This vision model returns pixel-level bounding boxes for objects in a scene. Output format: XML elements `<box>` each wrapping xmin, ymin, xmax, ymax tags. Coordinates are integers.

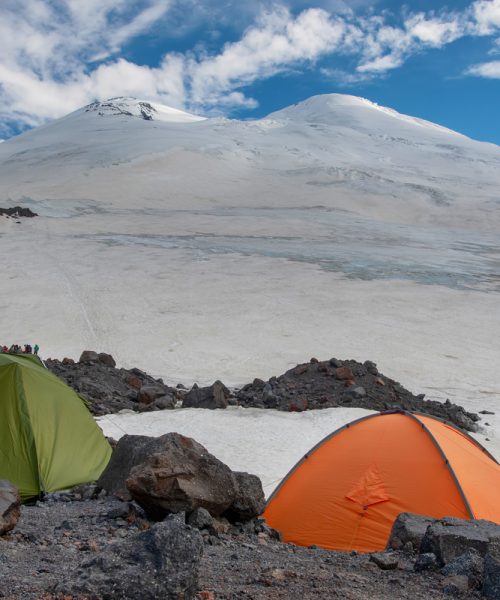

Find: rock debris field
<box><xmin>46</xmin><ymin>351</ymin><xmax>480</xmax><ymax>432</ymax></box>
<box><xmin>0</xmin><ymin>351</ymin><xmax>498</xmax><ymax>599</ymax></box>
<box><xmin>4</xmin><ymin>493</ymin><xmax>496</xmax><ymax>600</ymax></box>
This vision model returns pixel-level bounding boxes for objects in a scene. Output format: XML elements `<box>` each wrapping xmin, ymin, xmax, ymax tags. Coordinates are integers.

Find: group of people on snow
<box><xmin>1</xmin><ymin>343</ymin><xmax>39</xmax><ymax>355</ymax></box>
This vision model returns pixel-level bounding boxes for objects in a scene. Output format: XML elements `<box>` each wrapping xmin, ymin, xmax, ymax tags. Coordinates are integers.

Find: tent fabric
<box><xmin>263</xmin><ymin>411</ymin><xmax>500</xmax><ymax>553</ymax></box>
<box><xmin>0</xmin><ymin>353</ymin><xmax>112</xmax><ymax>501</ymax></box>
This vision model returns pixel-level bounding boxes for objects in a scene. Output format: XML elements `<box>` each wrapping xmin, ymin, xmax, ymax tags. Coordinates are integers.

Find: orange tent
<box><xmin>264</xmin><ymin>410</ymin><xmax>500</xmax><ymax>553</ymax></box>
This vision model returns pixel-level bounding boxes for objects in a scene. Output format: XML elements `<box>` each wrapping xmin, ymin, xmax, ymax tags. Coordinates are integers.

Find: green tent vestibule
<box><xmin>0</xmin><ymin>353</ymin><xmax>112</xmax><ymax>502</ymax></box>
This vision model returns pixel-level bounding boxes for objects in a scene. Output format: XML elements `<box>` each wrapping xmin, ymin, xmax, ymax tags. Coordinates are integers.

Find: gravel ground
<box><xmin>0</xmin><ymin>495</ymin><xmax>477</xmax><ymax>600</ymax></box>
<box><xmin>198</xmin><ymin>533</ymin><xmax>466</xmax><ymax>599</ymax></box>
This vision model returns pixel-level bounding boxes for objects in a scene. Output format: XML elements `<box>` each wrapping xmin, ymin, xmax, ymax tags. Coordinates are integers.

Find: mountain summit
<box><xmin>0</xmin><ymin>93</ymin><xmax>498</xmax><ymax>230</ymax></box>
<box><xmin>80</xmin><ymin>97</ymin><xmax>205</xmax><ymax>123</ymax></box>
<box><xmin>267</xmin><ymin>94</ymin><xmax>461</xmax><ymax>137</ymax></box>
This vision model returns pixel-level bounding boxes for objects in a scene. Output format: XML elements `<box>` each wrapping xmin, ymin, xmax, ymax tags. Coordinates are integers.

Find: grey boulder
<box><xmin>99</xmin><ymin>433</ymin><xmax>265</xmax><ymax>523</ymax></box>
<box><xmin>420</xmin><ymin>517</ymin><xmax>500</xmax><ymax>566</ymax></box>
<box><xmin>225</xmin><ymin>471</ymin><xmax>266</xmax><ymax>523</ymax></box>
<box><xmin>182</xmin><ymin>380</ymin><xmax>231</xmax><ymax>409</ymax></box>
<box><xmin>79</xmin><ymin>350</ymin><xmax>100</xmax><ymax>364</ymax></box>
<box><xmin>58</xmin><ymin>517</ymin><xmax>203</xmax><ymax>600</ymax></box>
<box><xmin>97</xmin><ymin>434</ymin><xmax>161</xmax><ymax>500</ymax></box>
<box><xmin>387</xmin><ymin>512</ymin><xmax>437</xmax><ymax>552</ymax></box>
<box><xmin>126</xmin><ymin>433</ymin><xmax>237</xmax><ymax>520</ymax></box>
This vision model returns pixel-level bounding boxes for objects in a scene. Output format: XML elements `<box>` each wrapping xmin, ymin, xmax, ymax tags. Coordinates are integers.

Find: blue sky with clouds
<box><xmin>1</xmin><ymin>0</ymin><xmax>499</xmax><ymax>143</ymax></box>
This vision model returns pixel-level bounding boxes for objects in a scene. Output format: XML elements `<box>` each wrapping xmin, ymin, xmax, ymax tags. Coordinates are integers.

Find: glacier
<box><xmin>0</xmin><ymin>94</ymin><xmax>499</xmax><ymax>462</ymax></box>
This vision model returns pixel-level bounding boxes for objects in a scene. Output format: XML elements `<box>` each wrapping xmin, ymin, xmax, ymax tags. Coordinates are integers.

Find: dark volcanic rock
<box><xmin>369</xmin><ymin>552</ymin><xmax>399</xmax><ymax>570</ymax></box>
<box><xmin>79</xmin><ymin>350</ymin><xmax>100</xmax><ymax>364</ymax></box>
<box><xmin>387</xmin><ymin>513</ymin><xmax>437</xmax><ymax>551</ymax></box>
<box><xmin>484</xmin><ymin>541</ymin><xmax>500</xmax><ymax>600</ymax></box>
<box><xmin>414</xmin><ymin>552</ymin><xmax>438</xmax><ymax>572</ymax></box>
<box><xmin>236</xmin><ymin>357</ymin><xmax>479</xmax><ymax>431</ymax></box>
<box><xmin>182</xmin><ymin>380</ymin><xmax>231</xmax><ymax>409</ymax></box>
<box><xmin>441</xmin><ymin>548</ymin><xmax>484</xmax><ymax>590</ymax></box>
<box><xmin>58</xmin><ymin>517</ymin><xmax>203</xmax><ymax>600</ymax></box>
<box><xmin>45</xmin><ymin>352</ymin><xmax>177</xmax><ymax>416</ymax></box>
<box><xmin>138</xmin><ymin>384</ymin><xmax>170</xmax><ymax>405</ymax></box>
<box><xmin>152</xmin><ymin>395</ymin><xmax>176</xmax><ymax>409</ymax></box>
<box><xmin>125</xmin><ymin>433</ymin><xmax>238</xmax><ymax>520</ymax></box>
<box><xmin>224</xmin><ymin>472</ymin><xmax>266</xmax><ymax>523</ymax></box>
<box><xmin>420</xmin><ymin>517</ymin><xmax>500</xmax><ymax>566</ymax></box>
<box><xmin>98</xmin><ymin>352</ymin><xmax>116</xmax><ymax>367</ymax></box>
<box><xmin>97</xmin><ymin>434</ymin><xmax>165</xmax><ymax>500</ymax></box>
<box><xmin>0</xmin><ymin>496</ymin><xmax>467</xmax><ymax>600</ymax></box>
<box><xmin>46</xmin><ymin>352</ymin><xmax>479</xmax><ymax>434</ymax></box>
<box><xmin>0</xmin><ymin>480</ymin><xmax>21</xmax><ymax>535</ymax></box>
<box><xmin>187</xmin><ymin>507</ymin><xmax>214</xmax><ymax>531</ymax></box>
<box><xmin>0</xmin><ymin>206</ymin><xmax>37</xmax><ymax>218</ymax></box>
<box><xmin>100</xmin><ymin>432</ymin><xmax>265</xmax><ymax>523</ymax></box>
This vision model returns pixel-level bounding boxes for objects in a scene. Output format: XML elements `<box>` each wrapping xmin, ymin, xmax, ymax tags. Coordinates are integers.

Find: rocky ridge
<box><xmin>0</xmin><ymin>206</ymin><xmax>37</xmax><ymax>218</ymax></box>
<box><xmin>45</xmin><ymin>351</ymin><xmax>179</xmax><ymax>415</ymax></box>
<box><xmin>46</xmin><ymin>351</ymin><xmax>480</xmax><ymax>432</ymax></box>
<box><xmin>236</xmin><ymin>357</ymin><xmax>480</xmax><ymax>432</ymax></box>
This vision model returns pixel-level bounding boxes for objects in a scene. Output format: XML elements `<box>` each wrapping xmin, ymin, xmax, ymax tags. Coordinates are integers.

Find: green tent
<box><xmin>0</xmin><ymin>353</ymin><xmax>112</xmax><ymax>501</ymax></box>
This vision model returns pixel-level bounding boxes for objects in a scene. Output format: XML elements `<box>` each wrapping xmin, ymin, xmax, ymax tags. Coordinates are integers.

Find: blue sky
<box><xmin>1</xmin><ymin>0</ymin><xmax>499</xmax><ymax>143</ymax></box>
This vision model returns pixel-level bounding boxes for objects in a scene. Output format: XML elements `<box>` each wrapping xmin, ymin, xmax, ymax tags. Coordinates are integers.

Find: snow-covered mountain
<box><xmin>0</xmin><ymin>94</ymin><xmax>499</xmax><ymax>229</ymax></box>
<box><xmin>82</xmin><ymin>97</ymin><xmax>206</xmax><ymax>123</ymax></box>
<box><xmin>1</xmin><ymin>95</ymin><xmax>499</xmax><ymax>442</ymax></box>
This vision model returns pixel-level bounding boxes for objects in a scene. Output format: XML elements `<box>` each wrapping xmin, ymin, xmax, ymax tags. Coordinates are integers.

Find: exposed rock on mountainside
<box><xmin>83</xmin><ymin>96</ymin><xmax>206</xmax><ymax>123</ymax></box>
<box><xmin>236</xmin><ymin>357</ymin><xmax>480</xmax><ymax>432</ymax></box>
<box><xmin>127</xmin><ymin>452</ymin><xmax>264</xmax><ymax>524</ymax></box>
<box><xmin>0</xmin><ymin>206</ymin><xmax>37</xmax><ymax>218</ymax></box>
<box><xmin>45</xmin><ymin>351</ymin><xmax>179</xmax><ymax>415</ymax></box>
<box><xmin>182</xmin><ymin>380</ymin><xmax>232</xmax><ymax>409</ymax></box>
<box><xmin>45</xmin><ymin>351</ymin><xmax>480</xmax><ymax>431</ymax></box>
<box><xmin>85</xmin><ymin>98</ymin><xmax>158</xmax><ymax>120</ymax></box>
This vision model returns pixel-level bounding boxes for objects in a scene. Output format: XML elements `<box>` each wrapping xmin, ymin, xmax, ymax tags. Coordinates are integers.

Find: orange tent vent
<box><xmin>264</xmin><ymin>410</ymin><xmax>500</xmax><ymax>553</ymax></box>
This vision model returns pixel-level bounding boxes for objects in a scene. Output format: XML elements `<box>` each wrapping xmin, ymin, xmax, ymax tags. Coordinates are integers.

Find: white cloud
<box><xmin>319</xmin><ymin>67</ymin><xmax>373</xmax><ymax>85</ymax></box>
<box><xmin>186</xmin><ymin>7</ymin><xmax>346</xmax><ymax>108</ymax></box>
<box><xmin>467</xmin><ymin>59</ymin><xmax>500</xmax><ymax>76</ymax></box>
<box><xmin>472</xmin><ymin>0</ymin><xmax>500</xmax><ymax>34</ymax></box>
<box><xmin>0</xmin><ymin>0</ymin><xmax>180</xmax><ymax>133</ymax></box>
<box><xmin>109</xmin><ymin>2</ymin><xmax>173</xmax><ymax>51</ymax></box>
<box><xmin>1</xmin><ymin>0</ymin><xmax>500</xmax><ymax>136</ymax></box>
<box><xmin>215</xmin><ymin>92</ymin><xmax>259</xmax><ymax>110</ymax></box>
<box><xmin>357</xmin><ymin>53</ymin><xmax>404</xmax><ymax>73</ymax></box>
<box><xmin>487</xmin><ymin>36</ymin><xmax>500</xmax><ymax>53</ymax></box>
<box><xmin>405</xmin><ymin>13</ymin><xmax>465</xmax><ymax>46</ymax></box>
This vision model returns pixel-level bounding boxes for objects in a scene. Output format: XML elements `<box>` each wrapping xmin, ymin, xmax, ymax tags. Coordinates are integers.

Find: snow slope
<box><xmin>0</xmin><ymin>94</ymin><xmax>499</xmax><ymax>228</ymax></box>
<box><xmin>97</xmin><ymin>407</ymin><xmax>377</xmax><ymax>496</ymax></box>
<box><xmin>0</xmin><ymin>95</ymin><xmax>499</xmax><ymax>452</ymax></box>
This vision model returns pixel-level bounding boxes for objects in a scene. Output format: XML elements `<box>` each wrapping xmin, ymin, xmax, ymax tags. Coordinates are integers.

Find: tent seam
<box><xmin>407</xmin><ymin>413</ymin><xmax>475</xmax><ymax>519</ymax></box>
<box><xmin>265</xmin><ymin>412</ymin><xmax>382</xmax><ymax>505</ymax></box>
<box><xmin>409</xmin><ymin>410</ymin><xmax>498</xmax><ymax>464</ymax></box>
<box><xmin>15</xmin><ymin>364</ymin><xmax>45</xmax><ymax>496</ymax></box>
